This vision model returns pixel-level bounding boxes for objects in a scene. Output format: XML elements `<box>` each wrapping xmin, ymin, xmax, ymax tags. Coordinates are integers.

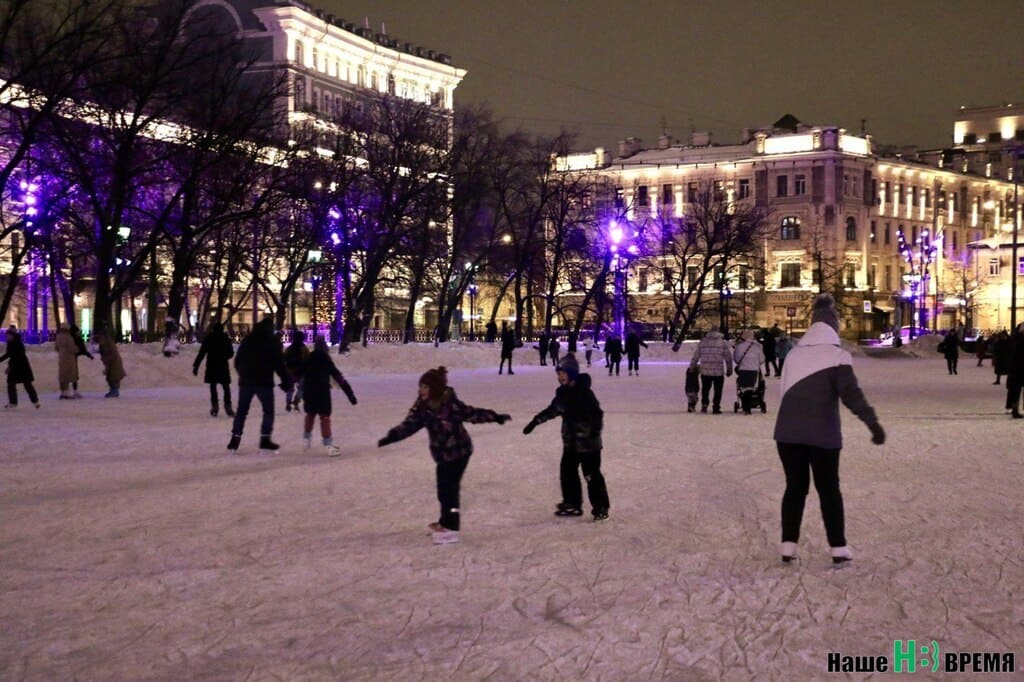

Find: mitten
<box><xmin>495</xmin><ymin>413</ymin><xmax>511</xmax><ymax>425</ymax></box>
<box><xmin>726</xmin><ymin>369</ymin><xmax>733</xmax><ymax>377</ymax></box>
<box><xmin>377</xmin><ymin>434</ymin><xmax>396</xmax><ymax>448</ymax></box>
<box><xmin>522</xmin><ymin>420</ymin><xmax>537</xmax><ymax>435</ymax></box>
<box><xmin>341</xmin><ymin>382</ymin><xmax>358</xmax><ymax>405</ymax></box>
<box><xmin>869</xmin><ymin>423</ymin><xmax>886</xmax><ymax>445</ymax></box>
<box><xmin>192</xmin><ymin>366</ymin><xmax>199</xmax><ymax>377</ymax></box>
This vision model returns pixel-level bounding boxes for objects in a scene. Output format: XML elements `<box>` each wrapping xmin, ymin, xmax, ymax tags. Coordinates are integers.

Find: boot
<box><xmin>258</xmin><ymin>435</ymin><xmax>280</xmax><ymax>451</ymax></box>
<box><xmin>210</xmin><ymin>407</ymin><xmax>218</xmax><ymax>417</ymax></box>
<box><xmin>227</xmin><ymin>434</ymin><xmax>241</xmax><ymax>451</ymax></box>
<box><xmin>224</xmin><ymin>398</ymin><xmax>234</xmax><ymax>417</ymax></box>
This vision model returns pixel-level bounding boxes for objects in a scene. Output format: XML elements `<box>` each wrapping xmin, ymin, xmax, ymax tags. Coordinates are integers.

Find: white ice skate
<box><xmin>432</xmin><ymin>529</ymin><xmax>460</xmax><ymax>545</ymax></box>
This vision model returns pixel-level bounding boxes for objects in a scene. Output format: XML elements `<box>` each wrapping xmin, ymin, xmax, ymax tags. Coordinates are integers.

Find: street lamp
<box><xmin>308</xmin><ymin>248</ymin><xmax>322</xmax><ymax>333</ymax></box>
<box><xmin>897</xmin><ymin>227</ymin><xmax>937</xmax><ymax>338</ymax></box>
<box><xmin>607</xmin><ymin>219</ymin><xmax>639</xmax><ymax>340</ymax></box>
<box><xmin>720</xmin><ymin>285</ymin><xmax>733</xmax><ymax>337</ymax></box>
<box><xmin>467</xmin><ymin>283</ymin><xmax>478</xmax><ymax>341</ymax></box>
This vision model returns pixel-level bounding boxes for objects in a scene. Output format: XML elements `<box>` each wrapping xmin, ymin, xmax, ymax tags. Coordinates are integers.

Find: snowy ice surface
<box><xmin>1</xmin><ymin>340</ymin><xmax>1021</xmax><ymax>680</ymax></box>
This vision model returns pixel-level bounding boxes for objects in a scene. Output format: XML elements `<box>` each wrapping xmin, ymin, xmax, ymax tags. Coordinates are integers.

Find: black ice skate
<box><xmin>227</xmin><ymin>434</ymin><xmax>241</xmax><ymax>451</ymax></box>
<box><xmin>258</xmin><ymin>435</ymin><xmax>280</xmax><ymax>452</ymax></box>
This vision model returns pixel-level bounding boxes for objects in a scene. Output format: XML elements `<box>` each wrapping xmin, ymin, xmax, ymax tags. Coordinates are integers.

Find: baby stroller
<box><xmin>733</xmin><ymin>370</ymin><xmax>767</xmax><ymax>414</ymax></box>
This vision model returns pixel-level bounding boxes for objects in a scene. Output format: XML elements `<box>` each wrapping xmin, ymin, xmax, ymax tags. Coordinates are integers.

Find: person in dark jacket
<box><xmin>69</xmin><ymin>324</ymin><xmax>93</xmax><ymax>398</ymax></box>
<box><xmin>283</xmin><ymin>330</ymin><xmax>310</xmax><ymax>411</ymax></box>
<box><xmin>484</xmin><ymin>320</ymin><xmax>498</xmax><ymax>343</ymax></box>
<box><xmin>1005</xmin><ymin>324</ymin><xmax>1024</xmax><ymax>419</ymax></box>
<box><xmin>604</xmin><ymin>334</ymin><xmax>624</xmax><ymax>376</ymax></box>
<box><xmin>773</xmin><ymin>294</ymin><xmax>885</xmax><ymax>565</ymax></box>
<box><xmin>1</xmin><ymin>325</ymin><xmax>39</xmax><ymax>408</ymax></box>
<box><xmin>523</xmin><ymin>353</ymin><xmax>610</xmax><ymax>521</ymax></box>
<box><xmin>761</xmin><ymin>328</ymin><xmax>779</xmax><ymax>377</ymax></box>
<box><xmin>193</xmin><ymin>321</ymin><xmax>235</xmax><ymax>417</ymax></box>
<box><xmin>377</xmin><ymin>366</ymin><xmax>510</xmax><ymax>544</ymax></box>
<box><xmin>548</xmin><ymin>335</ymin><xmax>560</xmax><ymax>366</ymax></box>
<box><xmin>537</xmin><ymin>332</ymin><xmax>548</xmax><ymax>366</ymax></box>
<box><xmin>938</xmin><ymin>328</ymin><xmax>961</xmax><ymax>375</ymax></box>
<box><xmin>95</xmin><ymin>326</ymin><xmax>125</xmax><ymax>398</ymax></box>
<box><xmin>227</xmin><ymin>318</ymin><xmax>292</xmax><ymax>452</ymax></box>
<box><xmin>625</xmin><ymin>330</ymin><xmax>648</xmax><ymax>376</ymax></box>
<box><xmin>499</xmin><ymin>321</ymin><xmax>516</xmax><ymax>375</ymax></box>
<box><xmin>684</xmin><ymin>364</ymin><xmax>700</xmax><ymax>413</ymax></box>
<box><xmin>301</xmin><ymin>336</ymin><xmax>357</xmax><ymax>456</ymax></box>
<box><xmin>992</xmin><ymin>330</ymin><xmax>1011</xmax><ymax>385</ymax></box>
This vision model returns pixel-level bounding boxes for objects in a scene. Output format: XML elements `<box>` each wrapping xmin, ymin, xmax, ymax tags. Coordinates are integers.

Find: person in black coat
<box><xmin>523</xmin><ymin>353</ymin><xmax>610</xmax><ymax>521</ymax></box>
<box><xmin>283</xmin><ymin>330</ymin><xmax>310</xmax><ymax>411</ymax></box>
<box><xmin>992</xmin><ymin>331</ymin><xmax>1011</xmax><ymax>385</ymax></box>
<box><xmin>537</xmin><ymin>332</ymin><xmax>548</xmax><ymax>366</ymax></box>
<box><xmin>624</xmin><ymin>331</ymin><xmax>648</xmax><ymax>376</ymax></box>
<box><xmin>484</xmin><ymin>320</ymin><xmax>498</xmax><ymax>343</ymax></box>
<box><xmin>301</xmin><ymin>335</ymin><xmax>357</xmax><ymax>455</ymax></box>
<box><xmin>938</xmin><ymin>328</ymin><xmax>961</xmax><ymax>375</ymax></box>
<box><xmin>761</xmin><ymin>329</ymin><xmax>779</xmax><ymax>377</ymax></box>
<box><xmin>548</xmin><ymin>335</ymin><xmax>560</xmax><ymax>366</ymax></box>
<box><xmin>227</xmin><ymin>318</ymin><xmax>292</xmax><ymax>452</ymax></box>
<box><xmin>1</xmin><ymin>326</ymin><xmax>39</xmax><ymax>408</ymax></box>
<box><xmin>1005</xmin><ymin>324</ymin><xmax>1024</xmax><ymax>419</ymax></box>
<box><xmin>604</xmin><ymin>335</ymin><xmax>624</xmax><ymax>376</ymax></box>
<box><xmin>499</xmin><ymin>321</ymin><xmax>516</xmax><ymax>375</ymax></box>
<box><xmin>193</xmin><ymin>321</ymin><xmax>234</xmax><ymax>417</ymax></box>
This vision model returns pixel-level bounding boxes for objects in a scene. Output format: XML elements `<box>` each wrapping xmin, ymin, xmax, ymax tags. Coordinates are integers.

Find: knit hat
<box><xmin>556</xmin><ymin>353</ymin><xmax>580</xmax><ymax>380</ymax></box>
<box><xmin>419</xmin><ymin>366</ymin><xmax>448</xmax><ymax>399</ymax></box>
<box><xmin>810</xmin><ymin>293</ymin><xmax>839</xmax><ymax>331</ymax></box>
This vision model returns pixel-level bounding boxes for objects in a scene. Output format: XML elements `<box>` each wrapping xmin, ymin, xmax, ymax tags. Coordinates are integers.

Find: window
<box><xmin>987</xmin><ymin>132</ymin><xmax>1002</xmax><ymax>143</ymax></box>
<box><xmin>884</xmin><ymin>223</ymin><xmax>891</xmax><ymax>245</ymax></box>
<box><xmin>989</xmin><ymin>258</ymin><xmax>1000</xmax><ymax>276</ymax></box>
<box><xmin>845</xmin><ymin>263</ymin><xmax>856</xmax><ymax>288</ymax></box>
<box><xmin>794</xmin><ymin>174</ymin><xmax>806</xmax><ymax>195</ymax></box>
<box><xmin>686</xmin><ymin>266</ymin><xmax>699</xmax><ymax>289</ymax></box>
<box><xmin>952</xmin><ymin>231</ymin><xmax>958</xmax><ymax>251</ymax></box>
<box><xmin>870</xmin><ymin>220</ymin><xmax>877</xmax><ymax>244</ymax></box>
<box><xmin>780</xmin><ymin>216</ymin><xmax>801</xmax><ymax>240</ymax></box>
<box><xmin>777</xmin><ymin>175</ymin><xmax>788</xmax><ymax>197</ymax></box>
<box><xmin>885</xmin><ymin>265</ymin><xmax>892</xmax><ymax>290</ymax></box>
<box><xmin>924</xmin><ymin>188</ymin><xmax>931</xmax><ymax>208</ymax></box>
<box><xmin>713</xmin><ymin>180</ymin><xmax>725</xmax><ymax>201</ymax></box>
<box><xmin>738</xmin><ymin>179</ymin><xmax>750</xmax><ymax>199</ymax></box>
<box><xmin>637</xmin><ymin>185</ymin><xmax>649</xmax><ymax>207</ymax></box>
<box><xmin>739</xmin><ymin>265</ymin><xmax>750</xmax><ymax>289</ymax></box>
<box><xmin>687</xmin><ymin>183</ymin><xmax>697</xmax><ymax>203</ymax></box>
<box><xmin>662</xmin><ymin>267</ymin><xmax>674</xmax><ymax>291</ymax></box>
<box><xmin>868</xmin><ymin>265</ymin><xmax>876</xmax><ymax>288</ymax></box>
<box><xmin>638</xmin><ymin>267</ymin><xmax>649</xmax><ymax>291</ymax></box>
<box><xmin>911</xmin><ymin>225</ymin><xmax>918</xmax><ymax>244</ymax></box>
<box><xmin>662</xmin><ymin>184</ymin><xmax>672</xmax><ymax>204</ymax></box>
<box><xmin>963</xmin><ymin>133</ymin><xmax>977</xmax><ymax>144</ymax></box>
<box><xmin>615</xmin><ymin>188</ymin><xmax>625</xmax><ymax>209</ymax></box>
<box><xmin>780</xmin><ymin>263</ymin><xmax>801</xmax><ymax>288</ymax></box>
<box><xmin>845</xmin><ymin>217</ymin><xmax>857</xmax><ymax>241</ymax></box>
<box><xmin>1019</xmin><ymin>256</ymin><xmax>1024</xmax><ymax>276</ymax></box>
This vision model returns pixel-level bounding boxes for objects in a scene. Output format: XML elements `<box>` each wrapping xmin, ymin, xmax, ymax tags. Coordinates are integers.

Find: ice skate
<box><xmin>831</xmin><ymin>546</ymin><xmax>853</xmax><ymax>565</ymax></box>
<box><xmin>325</xmin><ymin>444</ymin><xmax>341</xmax><ymax>457</ymax></box>
<box><xmin>432</xmin><ymin>529</ymin><xmax>460</xmax><ymax>544</ymax></box>
<box><xmin>592</xmin><ymin>509</ymin><xmax>609</xmax><ymax>522</ymax></box>
<box><xmin>780</xmin><ymin>541</ymin><xmax>798</xmax><ymax>563</ymax></box>
<box><xmin>258</xmin><ymin>435</ymin><xmax>279</xmax><ymax>452</ymax></box>
<box><xmin>554</xmin><ymin>504</ymin><xmax>583</xmax><ymax>517</ymax></box>
<box><xmin>227</xmin><ymin>434</ymin><xmax>241</xmax><ymax>451</ymax></box>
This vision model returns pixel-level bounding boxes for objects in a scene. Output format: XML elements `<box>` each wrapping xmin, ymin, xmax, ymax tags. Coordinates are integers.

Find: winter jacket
<box><xmin>235</xmin><ymin>322</ymin><xmax>290</xmax><ymax>388</ymax></box>
<box><xmin>194</xmin><ymin>329</ymin><xmax>234</xmax><ymax>384</ymax></box>
<box><xmin>301</xmin><ymin>347</ymin><xmax>356</xmax><ymax>415</ymax></box>
<box><xmin>938</xmin><ymin>331</ymin><xmax>961</xmax><ymax>359</ymax></box>
<box><xmin>773</xmin><ymin>322</ymin><xmax>881</xmax><ymax>450</ymax></box>
<box><xmin>55</xmin><ymin>329</ymin><xmax>79</xmax><ymax>385</ymax></box>
<box><xmin>776</xmin><ymin>337</ymin><xmax>793</xmax><ymax>361</ymax></box>
<box><xmin>97</xmin><ymin>336</ymin><xmax>126</xmax><ymax>384</ymax></box>
<box><xmin>733</xmin><ymin>338</ymin><xmax>765</xmax><ymax>372</ymax></box>
<box><xmin>691</xmin><ymin>330</ymin><xmax>733</xmax><ymax>377</ymax></box>
<box><xmin>992</xmin><ymin>334</ymin><xmax>1012</xmax><ymax>375</ymax></box>
<box><xmin>381</xmin><ymin>387</ymin><xmax>503</xmax><ymax>463</ymax></box>
<box><xmin>625</xmin><ymin>332</ymin><xmax>648</xmax><ymax>357</ymax></box>
<box><xmin>500</xmin><ymin>328</ymin><xmax>516</xmax><ymax>357</ymax></box>
<box><xmin>684</xmin><ymin>368</ymin><xmax>701</xmax><ymax>396</ymax></box>
<box><xmin>528</xmin><ymin>373</ymin><xmax>603</xmax><ymax>452</ymax></box>
<box><xmin>0</xmin><ymin>332</ymin><xmax>34</xmax><ymax>383</ymax></box>
<box><xmin>761</xmin><ymin>330</ymin><xmax>778</xmax><ymax>359</ymax></box>
<box><xmin>604</xmin><ymin>337</ymin><xmax>623</xmax><ymax>360</ymax></box>
<box><xmin>162</xmin><ymin>336</ymin><xmax>180</xmax><ymax>357</ymax></box>
<box><xmin>283</xmin><ymin>341</ymin><xmax>310</xmax><ymax>380</ymax></box>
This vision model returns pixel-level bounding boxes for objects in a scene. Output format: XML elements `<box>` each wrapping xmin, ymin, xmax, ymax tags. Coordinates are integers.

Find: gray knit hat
<box><xmin>810</xmin><ymin>294</ymin><xmax>839</xmax><ymax>331</ymax></box>
<box><xmin>556</xmin><ymin>353</ymin><xmax>580</xmax><ymax>379</ymax></box>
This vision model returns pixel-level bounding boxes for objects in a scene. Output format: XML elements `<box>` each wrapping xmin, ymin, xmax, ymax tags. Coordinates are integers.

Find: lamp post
<box><xmin>896</xmin><ymin>228</ymin><xmax>936</xmax><ymax>338</ymax></box>
<box><xmin>1012</xmin><ymin>147</ymin><xmax>1021</xmax><ymax>330</ymax></box>
<box><xmin>308</xmin><ymin>248</ymin><xmax>322</xmax><ymax>334</ymax></box>
<box><xmin>467</xmin><ymin>283</ymin><xmax>478</xmax><ymax>341</ymax></box>
<box><xmin>607</xmin><ymin>219</ymin><xmax>638</xmax><ymax>340</ymax></box>
<box><xmin>720</xmin><ymin>285</ymin><xmax>733</xmax><ymax>337</ymax></box>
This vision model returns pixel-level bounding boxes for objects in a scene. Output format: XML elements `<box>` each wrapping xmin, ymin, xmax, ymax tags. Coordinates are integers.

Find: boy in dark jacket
<box><xmin>283</xmin><ymin>330</ymin><xmax>310</xmax><ymax>411</ymax></box>
<box><xmin>301</xmin><ymin>336</ymin><xmax>357</xmax><ymax>456</ymax></box>
<box><xmin>377</xmin><ymin>366</ymin><xmax>511</xmax><ymax>544</ymax></box>
<box><xmin>228</xmin><ymin>318</ymin><xmax>292</xmax><ymax>452</ymax></box>
<box><xmin>523</xmin><ymin>353</ymin><xmax>610</xmax><ymax>521</ymax></box>
<box><xmin>684</xmin><ymin>364</ymin><xmax>700</xmax><ymax>413</ymax></box>
<box><xmin>193</xmin><ymin>321</ymin><xmax>235</xmax><ymax>417</ymax></box>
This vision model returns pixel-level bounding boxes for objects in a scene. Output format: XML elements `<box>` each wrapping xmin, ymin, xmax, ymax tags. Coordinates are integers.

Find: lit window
<box><xmin>738</xmin><ymin>179</ymin><xmax>750</xmax><ymax>199</ymax></box>
<box><xmin>989</xmin><ymin>258</ymin><xmax>1000</xmax><ymax>276</ymax></box>
<box><xmin>794</xmin><ymin>174</ymin><xmax>806</xmax><ymax>195</ymax></box>
<box><xmin>845</xmin><ymin>217</ymin><xmax>857</xmax><ymax>241</ymax></box>
<box><xmin>780</xmin><ymin>216</ymin><xmax>800</xmax><ymax>240</ymax></box>
<box><xmin>780</xmin><ymin>263</ymin><xmax>801</xmax><ymax>287</ymax></box>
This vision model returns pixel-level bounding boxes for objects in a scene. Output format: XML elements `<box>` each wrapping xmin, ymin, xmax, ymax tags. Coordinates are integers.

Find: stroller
<box><xmin>733</xmin><ymin>370</ymin><xmax>767</xmax><ymax>414</ymax></box>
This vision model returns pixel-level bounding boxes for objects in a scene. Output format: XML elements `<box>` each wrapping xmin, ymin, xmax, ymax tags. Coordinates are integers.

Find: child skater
<box><xmin>522</xmin><ymin>353</ymin><xmax>610</xmax><ymax>521</ymax></box>
<box><xmin>301</xmin><ymin>336</ymin><xmax>357</xmax><ymax>456</ymax></box>
<box><xmin>377</xmin><ymin>366</ymin><xmax>511</xmax><ymax>544</ymax></box>
<box><xmin>684</xmin><ymin>364</ymin><xmax>700</xmax><ymax>413</ymax></box>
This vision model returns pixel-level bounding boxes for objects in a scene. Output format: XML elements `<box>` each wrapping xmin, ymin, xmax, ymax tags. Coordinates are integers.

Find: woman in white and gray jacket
<box><xmin>773</xmin><ymin>295</ymin><xmax>885</xmax><ymax>565</ymax></box>
<box><xmin>733</xmin><ymin>330</ymin><xmax>765</xmax><ymax>414</ymax></box>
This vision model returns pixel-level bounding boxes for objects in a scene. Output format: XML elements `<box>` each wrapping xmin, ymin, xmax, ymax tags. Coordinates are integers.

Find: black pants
<box><xmin>559</xmin><ymin>448</ymin><xmax>610</xmax><ymax>512</ymax></box>
<box><xmin>436</xmin><ymin>456</ymin><xmax>470</xmax><ymax>531</ymax></box>
<box><xmin>499</xmin><ymin>355</ymin><xmax>513</xmax><ymax>373</ymax></box>
<box><xmin>231</xmin><ymin>385</ymin><xmax>275</xmax><ymax>436</ymax></box>
<box><xmin>700</xmin><ymin>375</ymin><xmax>725</xmax><ymax>410</ymax></box>
<box><xmin>7</xmin><ymin>380</ymin><xmax>39</xmax><ymax>406</ymax></box>
<box><xmin>946</xmin><ymin>356</ymin><xmax>958</xmax><ymax>374</ymax></box>
<box><xmin>585</xmin><ymin>350</ymin><xmax>592</xmax><ymax>366</ymax></box>
<box><xmin>777</xmin><ymin>442</ymin><xmax>845</xmax><ymax>548</ymax></box>
<box><xmin>607</xmin><ymin>356</ymin><xmax>621</xmax><ymax>375</ymax></box>
<box><xmin>627</xmin><ymin>354</ymin><xmax>639</xmax><ymax>372</ymax></box>
<box><xmin>765</xmin><ymin>356</ymin><xmax>779</xmax><ymax>376</ymax></box>
<box><xmin>209</xmin><ymin>382</ymin><xmax>232</xmax><ymax>409</ymax></box>
<box><xmin>1006</xmin><ymin>376</ymin><xmax>1022</xmax><ymax>414</ymax></box>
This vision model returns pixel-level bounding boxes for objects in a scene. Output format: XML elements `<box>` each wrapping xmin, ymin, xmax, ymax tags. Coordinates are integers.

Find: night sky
<box><xmin>322</xmin><ymin>0</ymin><xmax>1024</xmax><ymax>152</ymax></box>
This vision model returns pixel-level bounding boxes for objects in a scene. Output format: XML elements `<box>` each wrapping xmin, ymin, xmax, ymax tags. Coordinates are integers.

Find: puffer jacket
<box><xmin>529</xmin><ymin>373</ymin><xmax>603</xmax><ymax>452</ymax></box>
<box><xmin>773</xmin><ymin>322</ymin><xmax>881</xmax><ymax>450</ymax></box>
<box><xmin>733</xmin><ymin>338</ymin><xmax>764</xmax><ymax>372</ymax></box>
<box><xmin>691</xmin><ymin>330</ymin><xmax>733</xmax><ymax>376</ymax></box>
<box><xmin>382</xmin><ymin>387</ymin><xmax>503</xmax><ymax>462</ymax></box>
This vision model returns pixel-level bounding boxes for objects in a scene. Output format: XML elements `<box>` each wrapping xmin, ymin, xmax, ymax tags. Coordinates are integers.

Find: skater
<box><xmin>537</xmin><ymin>331</ymin><xmax>548</xmax><ymax>366</ymax></box>
<box><xmin>1</xmin><ymin>325</ymin><xmax>39</xmax><ymax>408</ymax></box>
<box><xmin>938</xmin><ymin>328</ymin><xmax>961</xmax><ymax>375</ymax></box>
<box><xmin>776</xmin><ymin>334</ymin><xmax>793</xmax><ymax>375</ymax></box>
<box><xmin>975</xmin><ymin>334</ymin><xmax>988</xmax><ymax>367</ymax></box>
<box><xmin>54</xmin><ymin>323</ymin><xmax>79</xmax><ymax>399</ymax></box>
<box><xmin>684</xmin><ymin>364</ymin><xmax>700</xmax><ymax>413</ymax></box>
<box><xmin>193</xmin><ymin>321</ymin><xmax>235</xmax><ymax>417</ymax></box>
<box><xmin>498</xmin><ymin>321</ymin><xmax>516</xmax><ymax>375</ymax></box>
<box><xmin>523</xmin><ymin>354</ymin><xmax>610</xmax><ymax>521</ymax></box>
<box><xmin>625</xmin><ymin>330</ymin><xmax>648</xmax><ymax>376</ymax></box>
<box><xmin>733</xmin><ymin>329</ymin><xmax>765</xmax><ymax>414</ymax></box>
<box><xmin>774</xmin><ymin>294</ymin><xmax>885</xmax><ymax>565</ymax></box>
<box><xmin>548</xmin><ymin>335</ymin><xmax>560</xmax><ymax>366</ymax></box>
<box><xmin>567</xmin><ymin>330</ymin><xmax>578</xmax><ymax>354</ymax></box>
<box><xmin>1005</xmin><ymin>324</ymin><xmax>1024</xmax><ymax>419</ymax></box>
<box><xmin>992</xmin><ymin>330</ymin><xmax>1011</xmax><ymax>385</ymax></box>
<box><xmin>162</xmin><ymin>321</ymin><xmax>181</xmax><ymax>357</ymax></box>
<box><xmin>604</xmin><ymin>334</ymin><xmax>623</xmax><ymax>376</ymax></box>
<box><xmin>690</xmin><ymin>329</ymin><xmax>732</xmax><ymax>413</ymax></box>
<box><xmin>761</xmin><ymin>327</ymin><xmax>779</xmax><ymax>377</ymax></box>
<box><xmin>227</xmin><ymin>318</ymin><xmax>292</xmax><ymax>452</ymax></box>
<box><xmin>283</xmin><ymin>330</ymin><xmax>310</xmax><ymax>411</ymax></box>
<box><xmin>583</xmin><ymin>335</ymin><xmax>597</xmax><ymax>367</ymax></box>
<box><xmin>95</xmin><ymin>325</ymin><xmax>125</xmax><ymax>398</ymax></box>
<box><xmin>69</xmin><ymin>324</ymin><xmax>92</xmax><ymax>398</ymax></box>
<box><xmin>484</xmin><ymin>320</ymin><xmax>498</xmax><ymax>343</ymax></box>
<box><xmin>377</xmin><ymin>366</ymin><xmax>511</xmax><ymax>544</ymax></box>
<box><xmin>301</xmin><ymin>335</ymin><xmax>358</xmax><ymax>456</ymax></box>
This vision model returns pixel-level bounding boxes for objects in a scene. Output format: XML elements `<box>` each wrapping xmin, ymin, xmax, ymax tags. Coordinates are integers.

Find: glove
<box><xmin>522</xmin><ymin>420</ymin><xmax>537</xmax><ymax>435</ymax></box>
<box><xmin>192</xmin><ymin>366</ymin><xmax>199</xmax><ymax>377</ymax></box>
<box><xmin>341</xmin><ymin>383</ymin><xmax>358</xmax><ymax>405</ymax></box>
<box><xmin>495</xmin><ymin>413</ymin><xmax>511</xmax><ymax>425</ymax></box>
<box><xmin>726</xmin><ymin>369</ymin><xmax>733</xmax><ymax>377</ymax></box>
<box><xmin>377</xmin><ymin>435</ymin><xmax>395</xmax><ymax>448</ymax></box>
<box><xmin>870</xmin><ymin>423</ymin><xmax>886</xmax><ymax>445</ymax></box>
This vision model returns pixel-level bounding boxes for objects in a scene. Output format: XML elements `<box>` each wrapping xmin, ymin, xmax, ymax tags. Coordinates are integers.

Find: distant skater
<box><xmin>301</xmin><ymin>336</ymin><xmax>358</xmax><ymax>456</ymax></box>
<box><xmin>499</xmin><ymin>322</ymin><xmax>516</xmax><ymax>375</ymax></box>
<box><xmin>1</xmin><ymin>325</ymin><xmax>39</xmax><ymax>408</ymax></box>
<box><xmin>194</xmin><ymin>321</ymin><xmax>235</xmax><ymax>417</ymax></box>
